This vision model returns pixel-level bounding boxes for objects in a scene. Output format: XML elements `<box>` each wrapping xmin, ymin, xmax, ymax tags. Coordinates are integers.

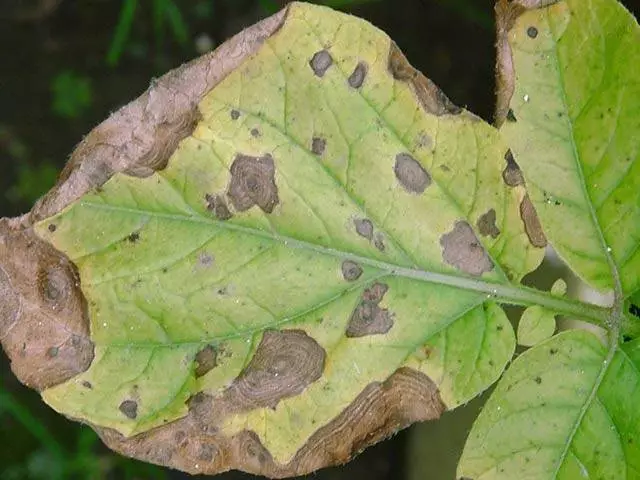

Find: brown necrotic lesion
<box><xmin>228</xmin><ymin>329</ymin><xmax>325</xmax><ymax>410</ymax></box>
<box><xmin>439</xmin><ymin>221</ymin><xmax>494</xmax><ymax>276</ymax></box>
<box><xmin>394</xmin><ymin>153</ymin><xmax>432</xmax><ymax>194</ymax></box>
<box><xmin>309</xmin><ymin>50</ymin><xmax>333</xmax><ymax>77</ymax></box>
<box><xmin>341</xmin><ymin>260</ymin><xmax>363</xmax><ymax>281</ymax></box>
<box><xmin>348</xmin><ymin>62</ymin><xmax>368</xmax><ymax>89</ymax></box>
<box><xmin>387</xmin><ymin>42</ymin><xmax>461</xmax><ymax>116</ymax></box>
<box><xmin>346</xmin><ymin>282</ymin><xmax>393</xmax><ymax>337</ymax></box>
<box><xmin>204</xmin><ymin>153</ymin><xmax>280</xmax><ymax>221</ymax></box>
<box><xmin>227</xmin><ymin>154</ymin><xmax>280</xmax><ymax>214</ymax></box>
<box><xmin>477</xmin><ymin>208</ymin><xmax>501</xmax><ymax>239</ymax></box>
<box><xmin>519</xmin><ymin>195</ymin><xmax>547</xmax><ymax>248</ymax></box>
<box><xmin>502</xmin><ymin>150</ymin><xmax>525</xmax><ymax>187</ymax></box>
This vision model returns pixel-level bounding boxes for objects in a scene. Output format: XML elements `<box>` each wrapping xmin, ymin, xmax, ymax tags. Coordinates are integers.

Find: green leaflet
<box><xmin>458</xmin><ymin>330</ymin><xmax>640</xmax><ymax>479</ymax></box>
<box><xmin>517</xmin><ymin>305</ymin><xmax>556</xmax><ymax>347</ymax></box>
<box><xmin>498</xmin><ymin>0</ymin><xmax>640</xmax><ymax>296</ymax></box>
<box><xmin>33</xmin><ymin>2</ymin><xmax>547</xmax><ymax>464</ymax></box>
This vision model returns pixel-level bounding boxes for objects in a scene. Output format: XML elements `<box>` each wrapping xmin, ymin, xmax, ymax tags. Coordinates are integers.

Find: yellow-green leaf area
<box><xmin>517</xmin><ymin>305</ymin><xmax>556</xmax><ymax>347</ymax></box>
<box><xmin>35</xmin><ymin>2</ymin><xmax>547</xmax><ymax>463</ymax></box>
<box><xmin>458</xmin><ymin>330</ymin><xmax>640</xmax><ymax>480</ymax></box>
<box><xmin>500</xmin><ymin>0</ymin><xmax>640</xmax><ymax>295</ymax></box>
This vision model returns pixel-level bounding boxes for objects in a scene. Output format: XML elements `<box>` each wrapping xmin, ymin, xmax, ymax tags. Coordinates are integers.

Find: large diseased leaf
<box><xmin>0</xmin><ymin>2</ymin><xmax>549</xmax><ymax>476</ymax></box>
<box><xmin>458</xmin><ymin>330</ymin><xmax>640</xmax><ymax>480</ymax></box>
<box><xmin>496</xmin><ymin>0</ymin><xmax>640</xmax><ymax>296</ymax></box>
<box><xmin>32</xmin><ymin>3</ymin><xmax>543</xmax><ymax>472</ymax></box>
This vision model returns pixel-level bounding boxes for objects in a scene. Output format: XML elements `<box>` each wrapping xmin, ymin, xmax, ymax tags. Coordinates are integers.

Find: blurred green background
<box><xmin>0</xmin><ymin>1</ymin><xmax>635</xmax><ymax>479</ymax></box>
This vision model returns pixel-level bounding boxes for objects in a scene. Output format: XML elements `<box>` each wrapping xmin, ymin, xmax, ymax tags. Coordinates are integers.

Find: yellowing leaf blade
<box><xmin>28</xmin><ymin>2</ymin><xmax>549</xmax><ymax>474</ymax></box>
<box><xmin>497</xmin><ymin>0</ymin><xmax>640</xmax><ymax>296</ymax></box>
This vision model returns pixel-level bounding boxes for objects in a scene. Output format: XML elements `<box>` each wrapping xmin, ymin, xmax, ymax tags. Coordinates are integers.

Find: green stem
<box><xmin>384</xmin><ymin>263</ymin><xmax>612</xmax><ymax>326</ymax></box>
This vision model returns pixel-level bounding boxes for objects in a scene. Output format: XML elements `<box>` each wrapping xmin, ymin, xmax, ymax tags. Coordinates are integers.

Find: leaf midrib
<box><xmin>544</xmin><ymin>4</ymin><xmax>626</xmax><ymax>476</ymax></box>
<box><xmin>77</xmin><ymin>200</ymin><xmax>611</xmax><ymax>326</ymax></box>
<box><xmin>545</xmin><ymin>3</ymin><xmax>624</xmax><ymax>307</ymax></box>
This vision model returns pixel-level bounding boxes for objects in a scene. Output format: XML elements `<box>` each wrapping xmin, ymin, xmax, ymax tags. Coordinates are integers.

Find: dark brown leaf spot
<box><xmin>127</xmin><ymin>232</ymin><xmax>140</xmax><ymax>243</ymax></box>
<box><xmin>46</xmin><ymin>346</ymin><xmax>59</xmax><ymax>358</ymax></box>
<box><xmin>341</xmin><ymin>260</ymin><xmax>363</xmax><ymax>281</ymax></box>
<box><xmin>347</xmin><ymin>283</ymin><xmax>393</xmax><ymax>337</ymax></box>
<box><xmin>506</xmin><ymin>109</ymin><xmax>517</xmax><ymax>122</ymax></box>
<box><xmin>81</xmin><ymin>380</ymin><xmax>93</xmax><ymax>389</ymax></box>
<box><xmin>348</xmin><ymin>62</ymin><xmax>367</xmax><ymax>89</ymax></box>
<box><xmin>440</xmin><ymin>221</ymin><xmax>494</xmax><ymax>276</ymax></box>
<box><xmin>205</xmin><ymin>194</ymin><xmax>233</xmax><ymax>221</ymax></box>
<box><xmin>354</xmin><ymin>218</ymin><xmax>373</xmax><ymax>240</ymax></box>
<box><xmin>309</xmin><ymin>50</ymin><xmax>333</xmax><ymax>77</ymax></box>
<box><xmin>47</xmin><ymin>224</ymin><xmax>57</xmax><ymax>233</ymax></box>
<box><xmin>230</xmin><ymin>110</ymin><xmax>240</xmax><ymax>120</ymax></box>
<box><xmin>229</xmin><ymin>330</ymin><xmax>325</xmax><ymax>409</ymax></box>
<box><xmin>527</xmin><ymin>26</ymin><xmax>539</xmax><ymax>38</ymax></box>
<box><xmin>227</xmin><ymin>154</ymin><xmax>279</xmax><ymax>214</ymax></box>
<box><xmin>250</xmin><ymin>128</ymin><xmax>261</xmax><ymax>138</ymax></box>
<box><xmin>374</xmin><ymin>232</ymin><xmax>386</xmax><ymax>252</ymax></box>
<box><xmin>477</xmin><ymin>209</ymin><xmax>501</xmax><ymax>239</ymax></box>
<box><xmin>311</xmin><ymin>137</ymin><xmax>326</xmax><ymax>156</ymax></box>
<box><xmin>195</xmin><ymin>345</ymin><xmax>218</xmax><ymax>378</ymax></box>
<box><xmin>119</xmin><ymin>400</ymin><xmax>138</xmax><ymax>419</ymax></box>
<box><xmin>502</xmin><ymin>150</ymin><xmax>524</xmax><ymax>187</ymax></box>
<box><xmin>520</xmin><ymin>195</ymin><xmax>547</xmax><ymax>247</ymax></box>
<box><xmin>394</xmin><ymin>153</ymin><xmax>431</xmax><ymax>194</ymax></box>
<box><xmin>388</xmin><ymin>42</ymin><xmax>462</xmax><ymax>115</ymax></box>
